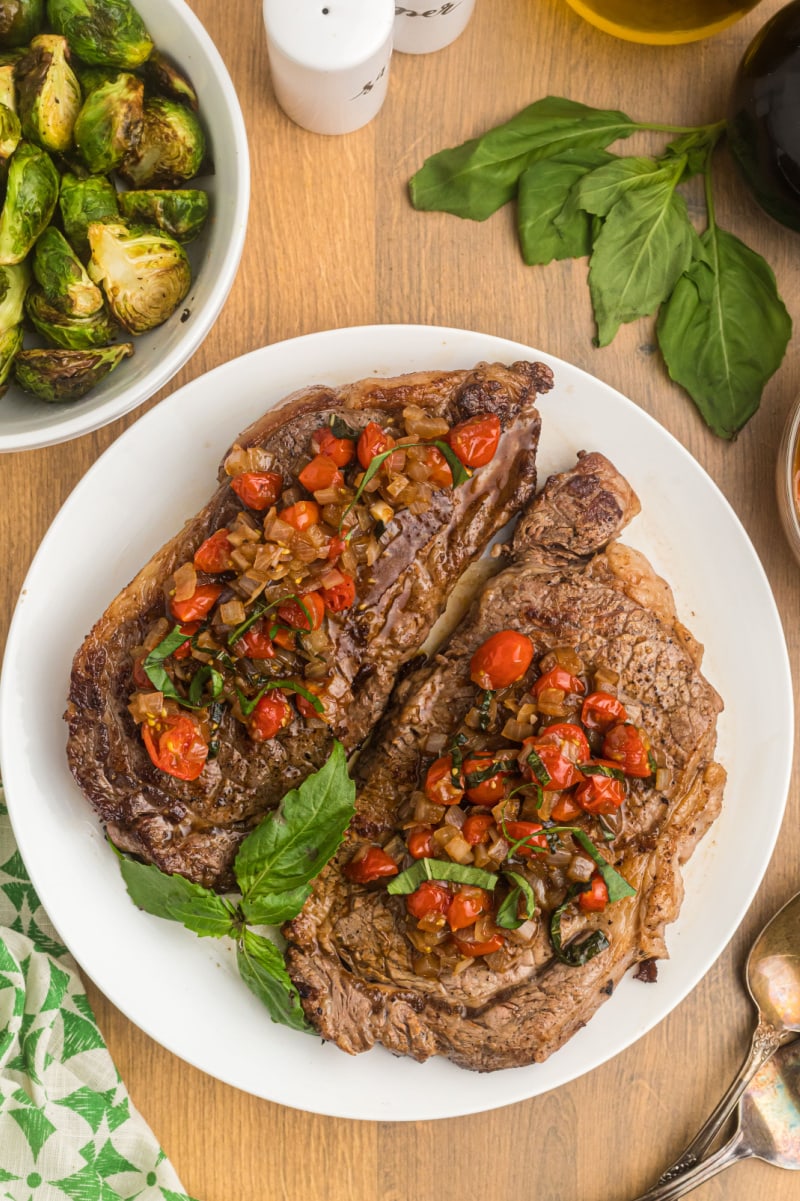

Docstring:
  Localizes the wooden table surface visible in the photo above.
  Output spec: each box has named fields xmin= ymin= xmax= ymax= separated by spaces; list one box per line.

xmin=2 ymin=0 xmax=799 ymax=1197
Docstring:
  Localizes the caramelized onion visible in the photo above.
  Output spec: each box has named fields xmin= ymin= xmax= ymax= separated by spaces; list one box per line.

xmin=172 ymin=561 xmax=197 ymax=602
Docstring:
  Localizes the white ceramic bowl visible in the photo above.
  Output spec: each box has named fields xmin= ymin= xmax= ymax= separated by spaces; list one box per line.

xmin=0 ymin=0 xmax=249 ymax=453
xmin=776 ymin=394 xmax=800 ymax=564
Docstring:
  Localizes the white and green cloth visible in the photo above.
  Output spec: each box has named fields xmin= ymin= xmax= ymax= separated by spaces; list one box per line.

xmin=0 ymin=788 xmax=197 ymax=1201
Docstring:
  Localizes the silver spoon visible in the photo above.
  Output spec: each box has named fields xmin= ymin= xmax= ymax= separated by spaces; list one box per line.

xmin=629 ymin=1035 xmax=800 ymax=1201
xmin=648 ymin=890 xmax=800 ymax=1191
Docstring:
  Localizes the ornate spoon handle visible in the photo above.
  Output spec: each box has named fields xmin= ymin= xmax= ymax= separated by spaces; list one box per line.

xmin=629 ymin=1131 xmax=750 ymax=1201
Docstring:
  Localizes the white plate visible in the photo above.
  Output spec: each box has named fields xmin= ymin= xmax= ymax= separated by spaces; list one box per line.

xmin=0 ymin=324 xmax=792 ymax=1120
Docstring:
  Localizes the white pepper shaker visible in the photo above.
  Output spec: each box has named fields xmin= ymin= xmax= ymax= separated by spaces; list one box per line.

xmin=393 ymin=0 xmax=477 ymax=54
xmin=263 ymin=0 xmax=395 ymax=136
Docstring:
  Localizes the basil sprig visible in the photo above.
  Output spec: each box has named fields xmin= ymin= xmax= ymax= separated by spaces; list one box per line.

xmin=386 ymin=857 xmax=498 ymax=895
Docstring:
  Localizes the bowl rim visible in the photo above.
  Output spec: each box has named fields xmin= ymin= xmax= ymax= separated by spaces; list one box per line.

xmin=776 ymin=396 xmax=800 ymax=558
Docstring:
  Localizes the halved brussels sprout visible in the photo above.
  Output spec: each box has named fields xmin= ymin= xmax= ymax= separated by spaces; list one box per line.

xmin=0 ymin=0 xmax=43 ymax=48
xmin=0 ymin=141 xmax=59 ymax=263
xmin=59 ymin=170 xmax=118 ymax=259
xmin=16 ymin=33 xmax=81 ymax=153
xmin=87 ymin=219 xmax=190 ymax=334
xmin=0 ymin=101 xmax=20 ymax=160
xmin=33 ymin=225 xmax=103 ymax=315
xmin=144 ymin=49 xmax=197 ymax=111
xmin=0 ymin=62 xmax=16 ymax=111
xmin=46 ymin=0 xmax=153 ymax=69
xmin=119 ymin=96 xmax=205 ymax=188
xmin=74 ymin=70 xmax=142 ymax=174
xmin=117 ymin=187 xmax=208 ymax=242
xmin=14 ymin=340 xmax=132 ymax=400
xmin=26 ymin=285 xmax=117 ymax=347
xmin=0 ymin=323 xmax=22 ymax=393
xmin=0 ymin=258 xmax=30 ymax=324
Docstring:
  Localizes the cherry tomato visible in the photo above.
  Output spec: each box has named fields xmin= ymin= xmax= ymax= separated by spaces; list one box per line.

xmin=602 ymin=722 xmax=653 ymax=778
xmin=235 ymin=619 xmax=275 ymax=660
xmin=462 ymin=812 xmax=495 ymax=846
xmin=281 ymin=500 xmax=321 ymax=531
xmin=470 ymin=629 xmax=534 ymax=690
xmin=171 ymin=583 xmax=222 ymax=623
xmin=298 ymin=453 xmax=343 ymax=494
xmin=503 ymin=820 xmax=548 ymax=856
xmin=446 ymin=885 xmax=491 ymax=931
xmin=407 ymin=828 xmax=435 ymax=859
xmin=405 ymin=880 xmax=450 ymax=920
xmin=142 ymin=714 xmax=208 ymax=781
xmin=272 ymin=627 xmax=296 ymax=651
xmin=425 ymin=446 xmax=453 ymax=488
xmin=172 ymin=621 xmax=200 ymax=660
xmin=311 ymin=427 xmax=355 ymax=467
xmin=322 ymin=573 xmax=357 ymax=612
xmin=533 ymin=665 xmax=585 ymax=698
xmin=343 ymin=845 xmax=399 ymax=884
xmin=193 ymin=528 xmax=233 ymax=573
xmin=295 ymin=681 xmax=329 ymax=721
xmin=581 ymin=690 xmax=628 ymax=732
xmin=578 ymin=873 xmax=609 ymax=913
xmin=277 ymin=591 xmax=325 ymax=631
xmin=536 ymin=722 xmax=591 ymax=763
xmin=424 ymin=754 xmax=464 ymax=806
xmin=231 ymin=471 xmax=283 ymax=511
xmin=448 ymin=413 xmax=501 ymax=468
xmin=248 ymin=692 xmax=291 ymax=741
xmin=575 ymin=773 xmax=626 ymax=815
xmin=326 ymin=534 xmax=347 ymax=561
xmin=520 ymin=738 xmax=582 ymax=792
xmin=453 ymin=928 xmax=506 ymax=957
xmin=357 ymin=421 xmax=394 ymax=469
xmin=462 ymin=750 xmax=511 ymax=805
xmin=550 ymin=792 xmax=583 ymax=823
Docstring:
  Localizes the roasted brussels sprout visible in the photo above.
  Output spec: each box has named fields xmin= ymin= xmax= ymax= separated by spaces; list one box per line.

xmin=16 ymin=32 xmax=81 ymax=152
xmin=0 ymin=140 xmax=59 ymax=263
xmin=59 ymin=169 xmax=117 ymax=258
xmin=25 ymin=285 xmax=116 ymax=346
xmin=33 ymin=224 xmax=102 ymax=314
xmin=74 ymin=70 xmax=142 ymax=174
xmin=0 ymin=100 xmax=20 ymax=159
xmin=0 ymin=0 xmax=44 ymax=48
xmin=14 ymin=340 xmax=132 ymax=399
xmin=0 ymin=323 xmax=22 ymax=392
xmin=117 ymin=187 xmax=207 ymax=242
xmin=119 ymin=96 xmax=204 ymax=188
xmin=46 ymin=0 xmax=153 ymax=69
xmin=144 ymin=49 xmax=197 ymax=111
xmin=0 ymin=61 xmax=16 ymax=110
xmin=0 ymin=257 xmax=30 ymax=323
xmin=87 ymin=219 xmax=190 ymax=333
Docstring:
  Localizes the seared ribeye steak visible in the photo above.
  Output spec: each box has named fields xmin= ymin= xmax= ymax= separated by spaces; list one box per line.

xmin=66 ymin=361 xmax=550 ymax=889
xmin=284 ymin=452 xmax=726 ymax=1071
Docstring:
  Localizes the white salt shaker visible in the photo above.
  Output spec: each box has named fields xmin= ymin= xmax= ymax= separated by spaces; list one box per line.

xmin=263 ymin=0 xmax=395 ymax=135
xmin=393 ymin=0 xmax=477 ymax=54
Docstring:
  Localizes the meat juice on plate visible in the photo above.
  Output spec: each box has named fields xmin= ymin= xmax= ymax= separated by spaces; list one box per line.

xmin=564 ymin=0 xmax=762 ymax=43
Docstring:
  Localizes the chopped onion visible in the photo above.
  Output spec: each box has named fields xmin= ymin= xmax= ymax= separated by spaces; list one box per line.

xmin=320 ymin=567 xmax=346 ymax=590
xmin=219 ymin=599 xmax=246 ymax=626
xmin=446 ymin=835 xmax=474 ymax=864
xmin=231 ymin=544 xmax=258 ymax=571
xmin=172 ymin=561 xmax=197 ymax=602
xmin=422 ymin=732 xmax=447 ymax=754
xmin=567 ymin=855 xmax=595 ymax=883
xmin=594 ymin=663 xmax=620 ymax=688
xmin=369 ymin=499 xmax=394 ymax=524
xmin=143 ymin=618 xmax=170 ymax=651
xmin=501 ymin=717 xmax=535 ymax=742
xmin=223 ymin=443 xmax=274 ymax=476
xmin=655 ymin=767 xmax=672 ymax=791
xmin=128 ymin=692 xmax=164 ymax=723
xmin=443 ymin=806 xmax=466 ymax=829
xmin=402 ymin=404 xmax=450 ymax=439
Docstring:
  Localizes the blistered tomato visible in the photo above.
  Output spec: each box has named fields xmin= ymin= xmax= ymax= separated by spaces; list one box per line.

xmin=470 ymin=630 xmax=534 ymax=690
xmin=448 ymin=413 xmax=501 ymax=467
xmin=142 ymin=714 xmax=208 ymax=781
xmin=231 ymin=471 xmax=283 ymax=511
xmin=344 ymin=845 xmax=399 ymax=884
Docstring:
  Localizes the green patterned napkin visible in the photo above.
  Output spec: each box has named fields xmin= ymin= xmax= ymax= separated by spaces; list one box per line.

xmin=0 ymin=787 xmax=198 ymax=1201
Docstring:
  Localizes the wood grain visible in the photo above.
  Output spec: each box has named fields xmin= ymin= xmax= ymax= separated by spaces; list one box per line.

xmin=1 ymin=1 xmax=798 ymax=1198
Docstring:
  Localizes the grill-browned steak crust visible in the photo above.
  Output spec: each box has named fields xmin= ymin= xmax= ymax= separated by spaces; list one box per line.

xmin=65 ymin=361 xmax=550 ymax=889
xmin=284 ymin=452 xmax=726 ymax=1071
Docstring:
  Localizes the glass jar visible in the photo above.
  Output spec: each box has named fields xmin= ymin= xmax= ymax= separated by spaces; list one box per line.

xmin=565 ymin=0 xmax=762 ymax=44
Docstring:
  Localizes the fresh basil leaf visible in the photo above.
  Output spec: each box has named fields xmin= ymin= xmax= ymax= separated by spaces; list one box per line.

xmin=550 ymin=885 xmax=610 ymax=966
xmin=236 ymin=928 xmax=311 ymax=1032
xmin=579 ymin=761 xmax=625 ymax=781
xmin=234 ymin=740 xmax=355 ymax=901
xmin=432 ymin=439 xmax=472 ymax=486
xmin=571 ymin=829 xmax=636 ymax=901
xmin=663 ymin=121 xmax=725 ymax=179
xmin=518 ymin=149 xmax=613 ymax=265
xmin=464 ymin=756 xmax=516 ymax=789
xmin=575 ymin=155 xmax=680 ymax=217
xmin=119 ymin=856 xmax=238 ymax=939
xmin=657 ymin=226 xmax=791 ymax=438
xmin=188 ymin=664 xmax=223 ymax=708
xmin=142 ymin=625 xmax=191 ymax=697
xmin=477 ymin=688 xmax=493 ymax=731
xmin=386 ymin=857 xmax=498 ymax=895
xmin=589 ymin=184 xmax=700 ymax=346
xmin=409 ymin=97 xmax=637 ymax=221
xmin=526 ymin=748 xmax=551 ymax=787
xmin=240 ymin=885 xmax=313 ymax=926
xmin=496 ymin=871 xmax=536 ymax=930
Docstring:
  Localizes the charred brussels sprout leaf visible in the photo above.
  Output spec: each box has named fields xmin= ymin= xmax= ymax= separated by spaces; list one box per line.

xmin=0 ymin=100 xmax=19 ymax=159
xmin=33 ymin=225 xmax=103 ymax=314
xmin=144 ymin=49 xmax=197 ymax=111
xmin=16 ymin=33 xmax=81 ymax=152
xmin=117 ymin=187 xmax=208 ymax=242
xmin=119 ymin=96 xmax=205 ymax=188
xmin=0 ymin=0 xmax=44 ymax=47
xmin=0 ymin=141 xmax=59 ymax=263
xmin=14 ymin=341 xmax=131 ymax=399
xmin=58 ymin=170 xmax=117 ymax=259
xmin=0 ymin=258 xmax=29 ymax=323
xmin=0 ymin=323 xmax=22 ymax=392
xmin=25 ymin=286 xmax=117 ymax=347
xmin=74 ymin=70 xmax=142 ymax=174
xmin=46 ymin=0 xmax=153 ymax=68
xmin=87 ymin=219 xmax=190 ymax=334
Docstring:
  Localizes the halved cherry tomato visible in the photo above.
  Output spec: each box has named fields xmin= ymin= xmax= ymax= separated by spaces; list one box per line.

xmin=602 ymin=722 xmax=653 ymax=778
xmin=248 ymin=692 xmax=291 ymax=741
xmin=536 ymin=722 xmax=591 ymax=764
xmin=519 ymin=737 xmax=582 ymax=792
xmin=281 ymin=500 xmax=321 ymax=531
xmin=322 ymin=573 xmax=357 ymax=612
xmin=231 ymin=471 xmax=283 ymax=511
xmin=298 ymin=454 xmax=343 ymax=494
xmin=406 ymin=880 xmax=450 ymax=919
xmin=295 ymin=681 xmax=330 ymax=722
xmin=311 ymin=427 xmax=355 ymax=467
xmin=235 ymin=619 xmax=275 ymax=660
xmin=172 ymin=621 xmax=200 ymax=660
xmin=533 ymin=665 xmax=585 ymax=698
xmin=142 ymin=714 xmax=208 ymax=781
xmin=448 ymin=413 xmax=501 ymax=468
xmin=581 ymin=691 xmax=628 ymax=732
xmin=462 ymin=812 xmax=495 ymax=846
xmin=357 ymin=421 xmax=394 ymax=469
xmin=193 ymin=528 xmax=233 ymax=573
xmin=446 ymin=885 xmax=491 ymax=931
xmin=578 ymin=873 xmax=609 ymax=913
xmin=326 ymin=534 xmax=347 ymax=561
xmin=470 ymin=629 xmax=534 ymax=690
xmin=407 ymin=828 xmax=435 ymax=859
xmin=424 ymin=754 xmax=464 ymax=806
xmin=453 ymin=928 xmax=506 ymax=957
xmin=171 ymin=583 xmax=222 ymax=623
xmin=503 ymin=820 xmax=548 ymax=856
xmin=272 ymin=627 xmax=296 ymax=651
xmin=277 ymin=591 xmax=325 ymax=631
xmin=462 ymin=750 xmax=511 ymax=805
xmin=550 ymin=792 xmax=583 ymax=822
xmin=575 ymin=772 xmax=626 ymax=815
xmin=424 ymin=446 xmax=453 ymax=488
xmin=344 ymin=845 xmax=399 ymax=884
